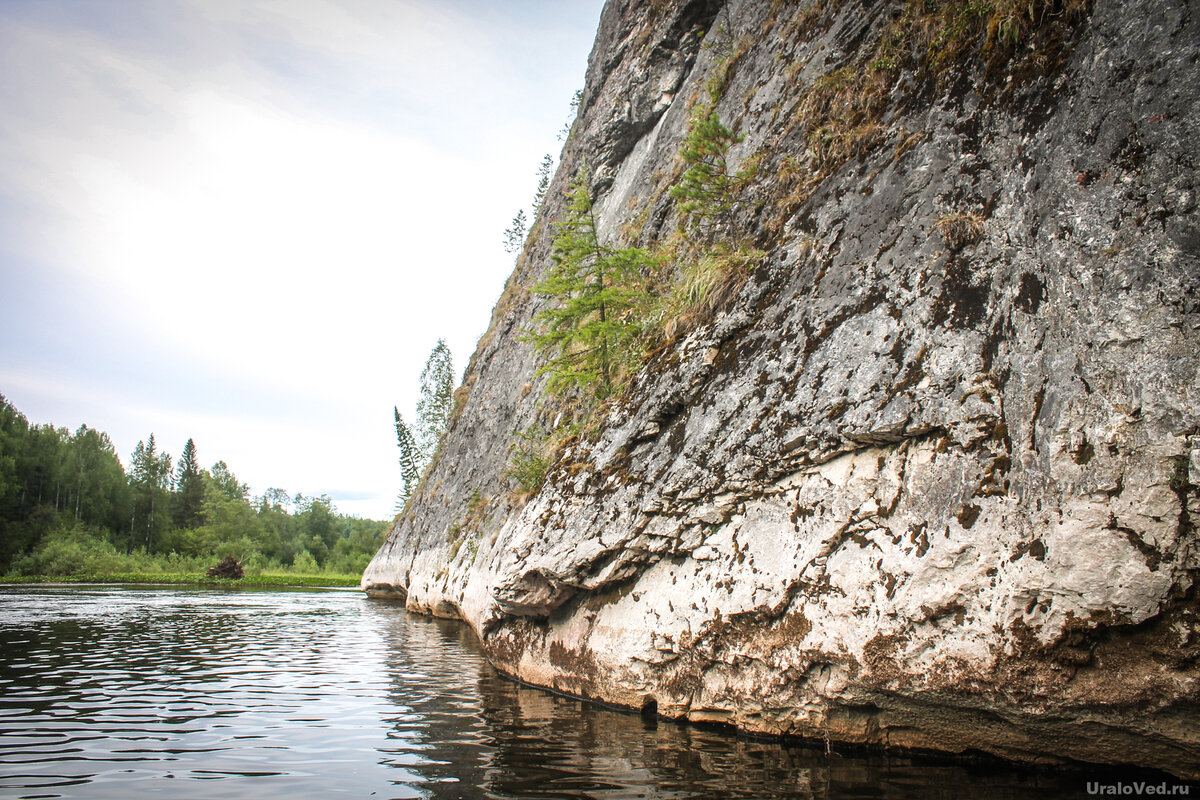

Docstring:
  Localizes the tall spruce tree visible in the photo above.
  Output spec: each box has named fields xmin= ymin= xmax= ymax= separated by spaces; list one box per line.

xmin=525 ymin=167 xmax=655 ymax=401
xmin=393 ymin=340 xmax=455 ymax=511
xmin=415 ymin=339 xmax=455 ymax=464
xmin=173 ymin=438 xmax=204 ymax=529
xmin=393 ymin=408 xmax=421 ymax=510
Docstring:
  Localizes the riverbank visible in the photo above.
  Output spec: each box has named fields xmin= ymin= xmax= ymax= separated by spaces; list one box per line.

xmin=2 ymin=572 xmax=360 ymax=588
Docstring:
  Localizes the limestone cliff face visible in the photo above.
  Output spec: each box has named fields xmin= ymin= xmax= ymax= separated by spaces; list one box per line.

xmin=364 ymin=0 xmax=1200 ymax=777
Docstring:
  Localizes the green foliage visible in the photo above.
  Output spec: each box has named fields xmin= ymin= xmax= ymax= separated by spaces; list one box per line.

xmin=524 ymin=168 xmax=657 ymax=401
xmin=416 ymin=339 xmax=455 ymax=463
xmin=670 ymin=106 xmax=747 ymax=240
xmin=701 ymin=31 xmax=752 ymax=104
xmin=460 ymin=488 xmax=487 ymax=532
xmin=393 ymin=339 xmax=456 ymax=511
xmin=661 ymin=243 xmax=764 ymax=330
xmin=129 ymin=434 xmax=172 ymax=553
xmin=291 ymin=549 xmax=319 ymax=574
xmin=446 ymin=487 xmax=487 ymax=555
xmin=6 ymin=573 xmax=362 ymax=588
xmin=239 ymin=573 xmax=361 ymax=587
xmin=558 ymin=88 xmax=584 ymax=142
xmin=492 ymin=35 xmax=764 ymax=500
xmin=509 ymin=119 xmax=761 ymax=494
xmin=173 ymin=438 xmax=204 ymax=529
xmin=666 ymin=20 xmax=755 ymax=241
xmin=504 ymin=428 xmax=551 ymax=495
xmin=19 ymin=525 xmax=144 ymax=576
xmin=656 ymin=76 xmax=766 ymax=346
xmin=393 ymin=408 xmax=421 ymax=509
xmin=0 ymin=395 xmax=388 ymax=582
xmin=533 ymin=154 xmax=554 ymax=213
xmin=503 ymin=209 xmax=528 ymax=254
xmin=209 ymin=460 xmax=247 ymax=502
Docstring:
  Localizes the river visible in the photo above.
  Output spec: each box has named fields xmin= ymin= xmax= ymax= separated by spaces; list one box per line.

xmin=0 ymin=585 xmax=1170 ymax=798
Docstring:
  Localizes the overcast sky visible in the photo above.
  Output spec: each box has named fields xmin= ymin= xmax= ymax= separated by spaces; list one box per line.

xmin=0 ymin=0 xmax=605 ymax=520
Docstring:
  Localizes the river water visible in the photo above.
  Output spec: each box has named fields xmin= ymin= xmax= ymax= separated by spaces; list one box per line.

xmin=0 ymin=585 xmax=1168 ymax=799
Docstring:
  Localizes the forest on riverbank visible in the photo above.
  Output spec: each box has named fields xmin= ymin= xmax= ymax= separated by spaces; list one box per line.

xmin=0 ymin=394 xmax=387 ymax=581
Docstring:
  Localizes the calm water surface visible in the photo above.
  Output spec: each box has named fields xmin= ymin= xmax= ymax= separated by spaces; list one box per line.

xmin=0 ymin=586 xmax=1162 ymax=798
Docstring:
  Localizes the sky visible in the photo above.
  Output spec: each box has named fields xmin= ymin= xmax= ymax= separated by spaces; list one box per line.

xmin=0 ymin=0 xmax=605 ymax=520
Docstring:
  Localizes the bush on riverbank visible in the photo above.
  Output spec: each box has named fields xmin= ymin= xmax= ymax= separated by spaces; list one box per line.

xmin=2 ymin=526 xmax=361 ymax=587
xmin=3 ymin=572 xmax=361 ymax=588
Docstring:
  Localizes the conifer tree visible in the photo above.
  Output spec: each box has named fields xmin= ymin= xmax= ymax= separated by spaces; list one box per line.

xmin=670 ymin=106 xmax=744 ymax=239
xmin=393 ymin=340 xmax=455 ymax=511
xmin=415 ymin=339 xmax=455 ymax=464
xmin=558 ymin=88 xmax=583 ymax=141
xmin=503 ymin=210 xmax=528 ymax=254
xmin=533 ymin=154 xmax=554 ymax=212
xmin=129 ymin=434 xmax=171 ymax=552
xmin=173 ymin=438 xmax=204 ymax=529
xmin=393 ymin=408 xmax=421 ymax=509
xmin=525 ymin=167 xmax=655 ymax=401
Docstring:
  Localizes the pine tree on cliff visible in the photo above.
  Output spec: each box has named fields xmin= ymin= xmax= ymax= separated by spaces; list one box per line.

xmin=503 ymin=209 xmax=528 ymax=254
xmin=670 ymin=106 xmax=744 ymax=241
xmin=533 ymin=153 xmax=554 ymax=212
xmin=393 ymin=408 xmax=421 ymax=510
xmin=415 ymin=339 xmax=454 ymax=465
xmin=525 ymin=167 xmax=654 ymax=401
xmin=393 ymin=340 xmax=455 ymax=512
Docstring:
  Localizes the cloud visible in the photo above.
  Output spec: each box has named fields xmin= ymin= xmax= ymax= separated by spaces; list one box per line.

xmin=0 ymin=0 xmax=602 ymax=519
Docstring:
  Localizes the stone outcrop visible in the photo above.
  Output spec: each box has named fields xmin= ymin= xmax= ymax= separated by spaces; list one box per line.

xmin=364 ymin=0 xmax=1200 ymax=778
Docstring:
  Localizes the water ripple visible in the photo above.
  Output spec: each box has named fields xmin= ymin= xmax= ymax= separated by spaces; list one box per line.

xmin=0 ymin=586 xmax=1128 ymax=799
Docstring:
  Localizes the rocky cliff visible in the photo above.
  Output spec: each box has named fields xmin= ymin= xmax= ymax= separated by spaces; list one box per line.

xmin=364 ymin=0 xmax=1200 ymax=778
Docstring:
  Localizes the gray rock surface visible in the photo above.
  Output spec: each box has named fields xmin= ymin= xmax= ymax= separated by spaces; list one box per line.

xmin=364 ymin=0 xmax=1200 ymax=777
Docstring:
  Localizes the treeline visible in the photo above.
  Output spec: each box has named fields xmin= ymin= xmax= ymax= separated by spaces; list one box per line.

xmin=0 ymin=394 xmax=386 ymax=578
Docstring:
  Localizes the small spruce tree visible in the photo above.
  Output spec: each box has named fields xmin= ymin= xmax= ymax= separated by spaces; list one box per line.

xmin=670 ymin=105 xmax=745 ymax=240
xmin=525 ymin=167 xmax=655 ymax=401
xmin=558 ymin=88 xmax=584 ymax=142
xmin=533 ymin=154 xmax=554 ymax=212
xmin=503 ymin=209 xmax=528 ymax=254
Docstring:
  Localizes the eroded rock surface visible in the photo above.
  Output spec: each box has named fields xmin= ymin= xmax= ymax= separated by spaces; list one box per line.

xmin=365 ymin=0 xmax=1200 ymax=778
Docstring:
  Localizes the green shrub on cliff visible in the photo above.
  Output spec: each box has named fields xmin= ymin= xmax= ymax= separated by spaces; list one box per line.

xmin=504 ymin=428 xmax=552 ymax=495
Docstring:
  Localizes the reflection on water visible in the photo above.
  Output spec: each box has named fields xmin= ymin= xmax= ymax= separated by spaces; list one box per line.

xmin=0 ymin=586 xmax=1147 ymax=798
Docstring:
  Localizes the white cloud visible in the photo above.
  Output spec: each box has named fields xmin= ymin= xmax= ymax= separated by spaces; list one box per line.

xmin=0 ymin=0 xmax=603 ymax=519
